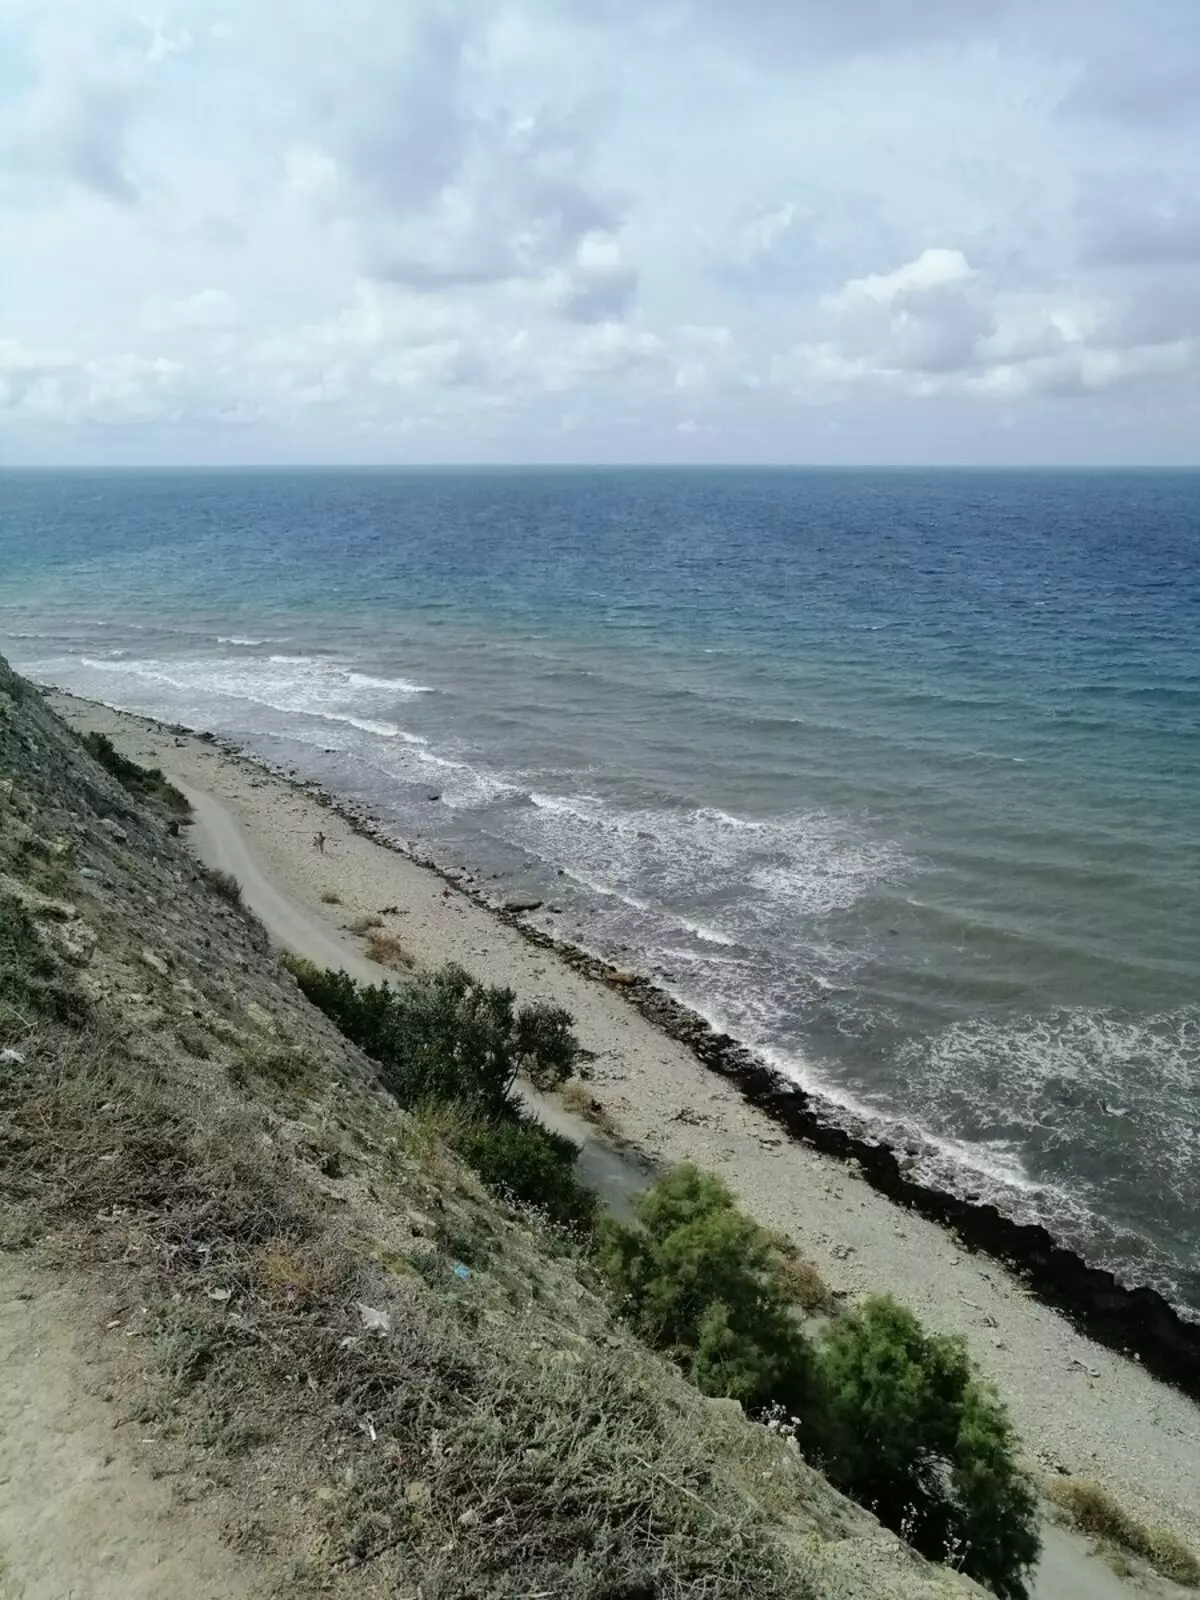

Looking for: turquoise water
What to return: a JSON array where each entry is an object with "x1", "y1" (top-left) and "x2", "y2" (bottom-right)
[{"x1": 2, "y1": 467, "x2": 1197, "y2": 1309}]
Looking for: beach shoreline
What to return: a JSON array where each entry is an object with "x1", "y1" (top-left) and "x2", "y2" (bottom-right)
[{"x1": 45, "y1": 686, "x2": 1200, "y2": 1550}]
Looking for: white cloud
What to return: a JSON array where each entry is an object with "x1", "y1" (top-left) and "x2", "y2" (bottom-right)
[
  {"x1": 1, "y1": 0, "x2": 1198, "y2": 461},
  {"x1": 0, "y1": 338, "x2": 189, "y2": 424},
  {"x1": 836, "y1": 247, "x2": 975, "y2": 304},
  {"x1": 545, "y1": 230, "x2": 639, "y2": 322},
  {"x1": 0, "y1": 13, "x2": 193, "y2": 206},
  {"x1": 284, "y1": 145, "x2": 341, "y2": 211},
  {"x1": 143, "y1": 289, "x2": 241, "y2": 333},
  {"x1": 783, "y1": 247, "x2": 1200, "y2": 402}
]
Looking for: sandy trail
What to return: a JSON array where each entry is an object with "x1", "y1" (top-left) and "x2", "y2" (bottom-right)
[{"x1": 0, "y1": 1260, "x2": 258, "y2": 1600}]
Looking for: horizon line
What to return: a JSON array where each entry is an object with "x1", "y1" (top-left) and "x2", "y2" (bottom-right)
[{"x1": 4, "y1": 460, "x2": 1199, "y2": 473}]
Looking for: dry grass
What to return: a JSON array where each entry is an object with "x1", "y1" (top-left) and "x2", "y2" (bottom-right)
[
  {"x1": 1, "y1": 894, "x2": 92, "y2": 1034},
  {"x1": 776, "y1": 1253, "x2": 838, "y2": 1317},
  {"x1": 363, "y1": 930, "x2": 415, "y2": 971},
  {"x1": 387, "y1": 1098, "x2": 475, "y2": 1172},
  {"x1": 559, "y1": 1079, "x2": 624, "y2": 1140},
  {"x1": 320, "y1": 889, "x2": 342, "y2": 906},
  {"x1": 0, "y1": 1021, "x2": 827, "y2": 1599},
  {"x1": 202, "y1": 866, "x2": 244, "y2": 907},
  {"x1": 1046, "y1": 1477, "x2": 1200, "y2": 1586},
  {"x1": 346, "y1": 913, "x2": 383, "y2": 935},
  {"x1": 768, "y1": 1232, "x2": 838, "y2": 1316}
]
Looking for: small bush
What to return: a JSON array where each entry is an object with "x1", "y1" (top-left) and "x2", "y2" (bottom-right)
[
  {"x1": 203, "y1": 866, "x2": 244, "y2": 907},
  {"x1": 450, "y1": 1112, "x2": 598, "y2": 1234},
  {"x1": 82, "y1": 731, "x2": 191, "y2": 817},
  {"x1": 769, "y1": 1232, "x2": 837, "y2": 1315},
  {"x1": 1047, "y1": 1477, "x2": 1200, "y2": 1586},
  {"x1": 819, "y1": 1296, "x2": 1040, "y2": 1599},
  {"x1": 559, "y1": 1079, "x2": 624, "y2": 1140},
  {"x1": 319, "y1": 889, "x2": 341, "y2": 905},
  {"x1": 347, "y1": 913, "x2": 383, "y2": 934},
  {"x1": 363, "y1": 930, "x2": 414, "y2": 970},
  {"x1": 595, "y1": 1164, "x2": 820, "y2": 1424}
]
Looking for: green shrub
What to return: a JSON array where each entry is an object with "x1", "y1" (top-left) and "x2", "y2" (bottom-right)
[
  {"x1": 289, "y1": 960, "x2": 579, "y2": 1118},
  {"x1": 288, "y1": 958, "x2": 596, "y2": 1229},
  {"x1": 82, "y1": 731, "x2": 191, "y2": 817},
  {"x1": 819, "y1": 1296, "x2": 1040, "y2": 1599},
  {"x1": 594, "y1": 1165, "x2": 819, "y2": 1424},
  {"x1": 450, "y1": 1112, "x2": 598, "y2": 1234}
]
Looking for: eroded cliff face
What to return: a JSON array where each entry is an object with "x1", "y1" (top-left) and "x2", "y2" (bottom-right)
[{"x1": 0, "y1": 654, "x2": 983, "y2": 1600}]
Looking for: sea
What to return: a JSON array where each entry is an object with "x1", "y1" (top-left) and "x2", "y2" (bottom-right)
[{"x1": 2, "y1": 466, "x2": 1197, "y2": 1314}]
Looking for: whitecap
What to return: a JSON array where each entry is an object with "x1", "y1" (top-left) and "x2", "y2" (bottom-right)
[
  {"x1": 347, "y1": 670, "x2": 433, "y2": 694},
  {"x1": 316, "y1": 712, "x2": 427, "y2": 742}
]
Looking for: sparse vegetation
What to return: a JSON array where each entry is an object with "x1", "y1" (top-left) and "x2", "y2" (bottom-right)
[
  {"x1": 0, "y1": 1020, "x2": 823, "y2": 1600},
  {"x1": 202, "y1": 865, "x2": 244, "y2": 906},
  {"x1": 560, "y1": 1078, "x2": 625, "y2": 1140},
  {"x1": 1047, "y1": 1476, "x2": 1199, "y2": 1586},
  {"x1": 82, "y1": 730, "x2": 191, "y2": 817},
  {"x1": 0, "y1": 895, "x2": 91, "y2": 1032},
  {"x1": 286, "y1": 958, "x2": 597, "y2": 1233},
  {"x1": 346, "y1": 912, "x2": 383, "y2": 935},
  {"x1": 363, "y1": 929, "x2": 414, "y2": 970},
  {"x1": 319, "y1": 889, "x2": 342, "y2": 905}
]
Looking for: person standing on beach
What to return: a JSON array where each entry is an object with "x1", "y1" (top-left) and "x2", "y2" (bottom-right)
[{"x1": 313, "y1": 830, "x2": 326, "y2": 854}]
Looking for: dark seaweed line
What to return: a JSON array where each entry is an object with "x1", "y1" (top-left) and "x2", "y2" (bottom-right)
[{"x1": 48, "y1": 689, "x2": 1200, "y2": 1404}]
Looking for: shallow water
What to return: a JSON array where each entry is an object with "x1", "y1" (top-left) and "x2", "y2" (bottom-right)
[{"x1": 3, "y1": 466, "x2": 1197, "y2": 1310}]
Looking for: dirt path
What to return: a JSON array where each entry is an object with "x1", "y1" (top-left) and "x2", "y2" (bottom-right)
[{"x1": 0, "y1": 1258, "x2": 259, "y2": 1600}]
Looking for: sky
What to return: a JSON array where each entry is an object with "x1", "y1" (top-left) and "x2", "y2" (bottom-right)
[{"x1": 2, "y1": 0, "x2": 1199, "y2": 466}]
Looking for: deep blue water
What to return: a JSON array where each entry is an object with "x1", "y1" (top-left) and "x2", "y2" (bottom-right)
[{"x1": 3, "y1": 467, "x2": 1198, "y2": 1310}]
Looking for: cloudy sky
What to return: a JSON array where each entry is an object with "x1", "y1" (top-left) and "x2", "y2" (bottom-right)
[{"x1": 2, "y1": 0, "x2": 1199, "y2": 465}]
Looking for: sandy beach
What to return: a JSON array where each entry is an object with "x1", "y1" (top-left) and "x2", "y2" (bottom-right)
[{"x1": 50, "y1": 690, "x2": 1200, "y2": 1563}]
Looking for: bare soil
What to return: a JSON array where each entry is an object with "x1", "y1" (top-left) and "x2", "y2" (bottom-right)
[{"x1": 0, "y1": 1258, "x2": 260, "y2": 1600}]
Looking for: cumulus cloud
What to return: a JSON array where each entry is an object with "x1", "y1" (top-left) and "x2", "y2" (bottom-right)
[
  {"x1": 280, "y1": 5, "x2": 633, "y2": 308},
  {"x1": 544, "y1": 232, "x2": 639, "y2": 322},
  {"x1": 1, "y1": 0, "x2": 1198, "y2": 461},
  {"x1": 0, "y1": 337, "x2": 190, "y2": 424},
  {"x1": 0, "y1": 13, "x2": 192, "y2": 205},
  {"x1": 784, "y1": 247, "x2": 1200, "y2": 400},
  {"x1": 812, "y1": 249, "x2": 996, "y2": 377}
]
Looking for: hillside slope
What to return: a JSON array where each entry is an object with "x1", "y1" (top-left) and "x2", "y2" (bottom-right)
[{"x1": 0, "y1": 651, "x2": 983, "y2": 1599}]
